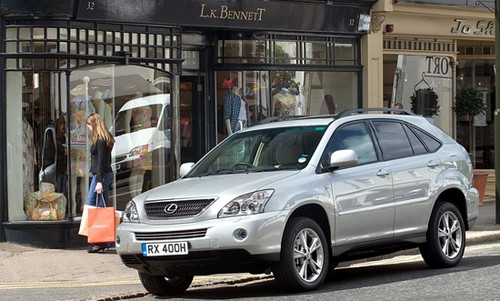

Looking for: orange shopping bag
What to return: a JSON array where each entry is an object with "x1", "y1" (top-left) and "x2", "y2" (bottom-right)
[{"x1": 87, "y1": 194, "x2": 116, "y2": 244}]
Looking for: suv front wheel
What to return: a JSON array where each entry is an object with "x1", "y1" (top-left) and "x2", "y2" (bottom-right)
[
  {"x1": 419, "y1": 201, "x2": 465, "y2": 268},
  {"x1": 138, "y1": 272, "x2": 193, "y2": 296},
  {"x1": 272, "y1": 217, "x2": 329, "y2": 292}
]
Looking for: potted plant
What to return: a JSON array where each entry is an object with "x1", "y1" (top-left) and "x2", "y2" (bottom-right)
[
  {"x1": 453, "y1": 87, "x2": 488, "y2": 205},
  {"x1": 453, "y1": 87, "x2": 486, "y2": 121},
  {"x1": 410, "y1": 88, "x2": 440, "y2": 117}
]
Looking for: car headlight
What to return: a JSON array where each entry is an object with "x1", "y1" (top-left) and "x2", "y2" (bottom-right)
[
  {"x1": 130, "y1": 145, "x2": 148, "y2": 157},
  {"x1": 218, "y1": 189, "x2": 274, "y2": 218},
  {"x1": 122, "y1": 201, "x2": 140, "y2": 223}
]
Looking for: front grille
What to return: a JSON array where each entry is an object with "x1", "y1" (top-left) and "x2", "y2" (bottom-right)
[
  {"x1": 144, "y1": 198, "x2": 215, "y2": 219},
  {"x1": 135, "y1": 228, "x2": 207, "y2": 241}
]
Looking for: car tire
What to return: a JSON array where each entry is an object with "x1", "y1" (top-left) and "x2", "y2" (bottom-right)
[
  {"x1": 272, "y1": 217, "x2": 329, "y2": 292},
  {"x1": 138, "y1": 272, "x2": 193, "y2": 296},
  {"x1": 419, "y1": 201, "x2": 465, "y2": 268}
]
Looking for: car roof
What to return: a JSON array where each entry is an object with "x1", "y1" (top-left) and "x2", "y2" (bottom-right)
[{"x1": 244, "y1": 108, "x2": 448, "y2": 139}]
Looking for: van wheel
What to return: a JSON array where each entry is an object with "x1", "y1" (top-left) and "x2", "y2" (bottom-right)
[
  {"x1": 419, "y1": 201, "x2": 465, "y2": 268},
  {"x1": 272, "y1": 217, "x2": 329, "y2": 292},
  {"x1": 138, "y1": 272, "x2": 193, "y2": 296}
]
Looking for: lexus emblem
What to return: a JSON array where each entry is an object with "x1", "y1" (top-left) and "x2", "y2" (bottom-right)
[{"x1": 164, "y1": 203, "x2": 179, "y2": 215}]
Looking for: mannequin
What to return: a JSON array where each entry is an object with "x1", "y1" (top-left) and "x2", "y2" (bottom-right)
[
  {"x1": 22, "y1": 104, "x2": 36, "y2": 201},
  {"x1": 92, "y1": 90, "x2": 113, "y2": 129},
  {"x1": 273, "y1": 88, "x2": 298, "y2": 116},
  {"x1": 321, "y1": 94, "x2": 336, "y2": 114},
  {"x1": 224, "y1": 86, "x2": 249, "y2": 135},
  {"x1": 126, "y1": 92, "x2": 152, "y2": 198},
  {"x1": 69, "y1": 94, "x2": 95, "y2": 215}
]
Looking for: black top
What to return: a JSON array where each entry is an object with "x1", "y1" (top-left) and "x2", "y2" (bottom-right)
[{"x1": 89, "y1": 139, "x2": 112, "y2": 182}]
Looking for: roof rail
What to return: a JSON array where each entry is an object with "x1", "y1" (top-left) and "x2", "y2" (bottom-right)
[
  {"x1": 336, "y1": 108, "x2": 415, "y2": 119},
  {"x1": 256, "y1": 114, "x2": 334, "y2": 125}
]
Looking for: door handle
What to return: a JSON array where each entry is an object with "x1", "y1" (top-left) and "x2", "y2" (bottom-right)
[
  {"x1": 427, "y1": 161, "x2": 439, "y2": 168},
  {"x1": 376, "y1": 169, "x2": 390, "y2": 177}
]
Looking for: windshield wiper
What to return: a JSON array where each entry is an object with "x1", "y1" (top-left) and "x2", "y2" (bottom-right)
[{"x1": 197, "y1": 169, "x2": 234, "y2": 177}]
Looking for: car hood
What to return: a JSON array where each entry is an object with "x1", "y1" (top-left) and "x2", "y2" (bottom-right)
[
  {"x1": 140, "y1": 171, "x2": 299, "y2": 201},
  {"x1": 112, "y1": 128, "x2": 156, "y2": 157}
]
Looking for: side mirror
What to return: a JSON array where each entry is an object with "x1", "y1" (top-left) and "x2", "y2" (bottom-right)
[
  {"x1": 325, "y1": 149, "x2": 358, "y2": 172},
  {"x1": 179, "y1": 162, "x2": 195, "y2": 177}
]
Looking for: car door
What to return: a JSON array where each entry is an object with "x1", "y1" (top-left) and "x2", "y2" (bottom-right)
[
  {"x1": 323, "y1": 121, "x2": 395, "y2": 246},
  {"x1": 371, "y1": 120, "x2": 443, "y2": 237}
]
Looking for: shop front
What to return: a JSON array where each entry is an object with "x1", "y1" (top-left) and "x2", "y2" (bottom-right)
[
  {"x1": 0, "y1": 0, "x2": 376, "y2": 247},
  {"x1": 379, "y1": 1, "x2": 495, "y2": 169}
]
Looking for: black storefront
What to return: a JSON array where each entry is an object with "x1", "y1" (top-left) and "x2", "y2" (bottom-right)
[{"x1": 0, "y1": 0, "x2": 375, "y2": 247}]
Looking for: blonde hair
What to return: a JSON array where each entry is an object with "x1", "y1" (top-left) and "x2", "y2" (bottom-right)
[{"x1": 86, "y1": 113, "x2": 115, "y2": 149}]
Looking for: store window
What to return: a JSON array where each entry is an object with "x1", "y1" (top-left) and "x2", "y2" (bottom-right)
[
  {"x1": 215, "y1": 33, "x2": 361, "y2": 141},
  {"x1": 215, "y1": 70, "x2": 358, "y2": 141},
  {"x1": 4, "y1": 21, "x2": 180, "y2": 222},
  {"x1": 456, "y1": 59, "x2": 494, "y2": 168},
  {"x1": 385, "y1": 54, "x2": 454, "y2": 135},
  {"x1": 69, "y1": 65, "x2": 172, "y2": 213}
]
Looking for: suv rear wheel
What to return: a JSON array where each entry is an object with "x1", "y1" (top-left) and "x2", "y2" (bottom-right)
[
  {"x1": 138, "y1": 272, "x2": 193, "y2": 296},
  {"x1": 272, "y1": 217, "x2": 329, "y2": 292},
  {"x1": 419, "y1": 201, "x2": 465, "y2": 268}
]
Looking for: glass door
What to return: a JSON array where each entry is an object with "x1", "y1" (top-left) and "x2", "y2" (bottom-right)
[{"x1": 69, "y1": 64, "x2": 173, "y2": 212}]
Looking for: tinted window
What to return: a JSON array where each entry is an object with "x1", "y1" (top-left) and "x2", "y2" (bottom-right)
[
  {"x1": 373, "y1": 121, "x2": 413, "y2": 160},
  {"x1": 324, "y1": 122, "x2": 377, "y2": 165},
  {"x1": 403, "y1": 124, "x2": 427, "y2": 155},
  {"x1": 411, "y1": 126, "x2": 441, "y2": 152}
]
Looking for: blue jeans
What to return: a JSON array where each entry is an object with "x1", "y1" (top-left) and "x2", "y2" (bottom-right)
[{"x1": 86, "y1": 172, "x2": 114, "y2": 207}]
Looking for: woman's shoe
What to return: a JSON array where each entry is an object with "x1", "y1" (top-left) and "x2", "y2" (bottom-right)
[{"x1": 87, "y1": 245, "x2": 104, "y2": 253}]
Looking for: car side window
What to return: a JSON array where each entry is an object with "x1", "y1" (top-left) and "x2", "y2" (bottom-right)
[
  {"x1": 403, "y1": 124, "x2": 427, "y2": 155},
  {"x1": 372, "y1": 121, "x2": 413, "y2": 160},
  {"x1": 410, "y1": 125, "x2": 442, "y2": 152},
  {"x1": 323, "y1": 122, "x2": 377, "y2": 165}
]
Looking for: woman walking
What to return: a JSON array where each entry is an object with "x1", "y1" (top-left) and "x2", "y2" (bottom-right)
[{"x1": 85, "y1": 113, "x2": 115, "y2": 253}]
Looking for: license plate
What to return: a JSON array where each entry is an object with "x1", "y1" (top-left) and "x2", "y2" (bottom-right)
[{"x1": 142, "y1": 242, "x2": 189, "y2": 257}]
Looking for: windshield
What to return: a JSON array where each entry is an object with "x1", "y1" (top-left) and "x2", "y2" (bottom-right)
[
  {"x1": 186, "y1": 126, "x2": 327, "y2": 177},
  {"x1": 114, "y1": 104, "x2": 166, "y2": 137}
]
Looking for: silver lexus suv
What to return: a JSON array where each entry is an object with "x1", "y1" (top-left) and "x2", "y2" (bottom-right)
[{"x1": 116, "y1": 109, "x2": 479, "y2": 295}]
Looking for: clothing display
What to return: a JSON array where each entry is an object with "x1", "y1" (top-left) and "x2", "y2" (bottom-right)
[
  {"x1": 273, "y1": 88, "x2": 302, "y2": 116},
  {"x1": 223, "y1": 87, "x2": 250, "y2": 134},
  {"x1": 22, "y1": 118, "x2": 36, "y2": 201}
]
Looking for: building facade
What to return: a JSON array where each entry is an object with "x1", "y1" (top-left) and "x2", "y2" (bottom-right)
[
  {"x1": 1, "y1": 0, "x2": 494, "y2": 247},
  {"x1": 373, "y1": 0, "x2": 495, "y2": 168},
  {"x1": 0, "y1": 0, "x2": 376, "y2": 247}
]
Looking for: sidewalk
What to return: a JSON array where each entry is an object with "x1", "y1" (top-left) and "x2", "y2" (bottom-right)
[{"x1": 0, "y1": 199, "x2": 499, "y2": 298}]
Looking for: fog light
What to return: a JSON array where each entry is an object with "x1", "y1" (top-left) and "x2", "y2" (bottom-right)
[
  {"x1": 234, "y1": 229, "x2": 248, "y2": 241},
  {"x1": 116, "y1": 235, "x2": 121, "y2": 246}
]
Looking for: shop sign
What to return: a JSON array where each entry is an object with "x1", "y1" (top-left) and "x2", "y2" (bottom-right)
[
  {"x1": 199, "y1": 4, "x2": 265, "y2": 21},
  {"x1": 76, "y1": 0, "x2": 372, "y2": 34},
  {"x1": 451, "y1": 19, "x2": 495, "y2": 36}
]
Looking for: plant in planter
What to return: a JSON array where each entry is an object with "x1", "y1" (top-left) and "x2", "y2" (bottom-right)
[
  {"x1": 410, "y1": 88, "x2": 440, "y2": 117},
  {"x1": 452, "y1": 87, "x2": 487, "y2": 157},
  {"x1": 453, "y1": 87, "x2": 488, "y2": 204},
  {"x1": 453, "y1": 87, "x2": 486, "y2": 120}
]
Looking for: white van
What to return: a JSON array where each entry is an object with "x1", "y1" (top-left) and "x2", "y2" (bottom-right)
[{"x1": 112, "y1": 94, "x2": 170, "y2": 172}]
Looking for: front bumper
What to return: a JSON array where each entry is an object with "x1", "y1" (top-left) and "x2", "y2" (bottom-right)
[{"x1": 116, "y1": 211, "x2": 286, "y2": 275}]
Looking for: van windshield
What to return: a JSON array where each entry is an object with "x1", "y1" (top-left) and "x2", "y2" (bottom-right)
[
  {"x1": 114, "y1": 104, "x2": 166, "y2": 137},
  {"x1": 186, "y1": 126, "x2": 327, "y2": 177}
]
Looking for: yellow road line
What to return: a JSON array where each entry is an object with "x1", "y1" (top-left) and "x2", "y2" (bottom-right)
[{"x1": 0, "y1": 275, "x2": 250, "y2": 290}]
